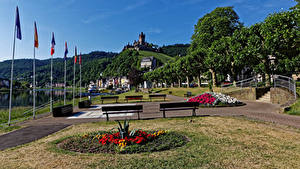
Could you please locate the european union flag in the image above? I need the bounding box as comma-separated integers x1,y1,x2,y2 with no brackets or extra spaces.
15,6,21,40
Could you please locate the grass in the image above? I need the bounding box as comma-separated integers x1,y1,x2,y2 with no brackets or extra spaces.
91,90,170,104
285,87,300,116
1,117,300,168
0,97,85,131
138,51,174,64
150,87,220,97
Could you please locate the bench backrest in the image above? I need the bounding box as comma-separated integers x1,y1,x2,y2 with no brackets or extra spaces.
160,102,199,109
101,96,119,99
149,94,166,97
125,95,143,99
102,105,143,112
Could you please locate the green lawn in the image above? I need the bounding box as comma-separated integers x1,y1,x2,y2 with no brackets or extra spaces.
138,51,174,64
1,117,300,168
285,87,300,116
150,87,220,97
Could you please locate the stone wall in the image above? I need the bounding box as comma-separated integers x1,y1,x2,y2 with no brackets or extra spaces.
270,87,295,105
225,88,256,101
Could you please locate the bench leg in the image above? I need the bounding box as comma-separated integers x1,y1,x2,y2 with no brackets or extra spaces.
164,97,166,101
163,110,166,118
106,113,109,121
137,112,140,120
192,108,196,116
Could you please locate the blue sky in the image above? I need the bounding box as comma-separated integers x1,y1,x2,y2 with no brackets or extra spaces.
0,0,297,61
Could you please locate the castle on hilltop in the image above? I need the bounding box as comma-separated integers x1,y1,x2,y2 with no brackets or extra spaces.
123,32,158,52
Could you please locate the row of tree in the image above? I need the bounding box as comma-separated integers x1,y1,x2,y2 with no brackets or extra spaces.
145,4,299,87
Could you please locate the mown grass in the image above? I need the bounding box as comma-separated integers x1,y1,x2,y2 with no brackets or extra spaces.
150,87,219,97
0,97,84,132
285,87,300,116
138,51,174,64
91,90,170,105
1,117,299,168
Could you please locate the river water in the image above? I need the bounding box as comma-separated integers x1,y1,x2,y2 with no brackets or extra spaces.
0,89,76,109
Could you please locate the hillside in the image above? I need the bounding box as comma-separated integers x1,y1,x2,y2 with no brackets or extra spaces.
159,44,190,57
138,51,174,64
0,51,117,87
103,50,174,78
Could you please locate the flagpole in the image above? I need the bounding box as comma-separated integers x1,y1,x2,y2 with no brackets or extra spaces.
80,55,82,102
64,57,66,105
33,42,36,119
73,47,76,107
50,46,53,113
8,20,17,126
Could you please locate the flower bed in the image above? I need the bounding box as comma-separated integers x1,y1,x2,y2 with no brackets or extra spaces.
57,120,187,154
187,92,243,106
57,130,187,154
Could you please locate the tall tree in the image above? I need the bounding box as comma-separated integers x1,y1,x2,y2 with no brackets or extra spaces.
190,7,242,86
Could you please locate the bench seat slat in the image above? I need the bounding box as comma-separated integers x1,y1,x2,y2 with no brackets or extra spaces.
160,107,198,111
103,110,142,114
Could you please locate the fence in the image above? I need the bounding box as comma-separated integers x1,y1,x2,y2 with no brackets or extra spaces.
221,76,257,92
273,75,297,99
0,98,60,127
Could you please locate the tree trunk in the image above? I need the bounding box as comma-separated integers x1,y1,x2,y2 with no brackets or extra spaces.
178,79,181,88
197,74,201,87
266,73,271,87
230,62,237,84
171,82,174,88
186,76,190,88
209,69,217,87
165,80,167,88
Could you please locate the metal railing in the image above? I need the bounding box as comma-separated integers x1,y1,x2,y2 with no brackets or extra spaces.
221,76,257,92
273,75,297,99
0,98,61,127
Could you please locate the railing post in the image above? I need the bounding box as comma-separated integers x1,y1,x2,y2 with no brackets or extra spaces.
294,82,297,100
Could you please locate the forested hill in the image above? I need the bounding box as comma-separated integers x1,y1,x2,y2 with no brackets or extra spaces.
160,44,190,57
0,51,117,87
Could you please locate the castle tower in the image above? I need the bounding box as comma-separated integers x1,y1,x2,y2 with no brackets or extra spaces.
138,32,145,45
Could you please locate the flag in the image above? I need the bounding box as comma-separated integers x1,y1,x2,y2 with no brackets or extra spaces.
79,53,82,65
34,22,38,48
51,32,55,56
74,46,77,64
64,42,68,60
15,6,22,40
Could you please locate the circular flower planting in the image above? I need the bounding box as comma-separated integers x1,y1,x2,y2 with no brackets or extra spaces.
57,121,187,154
187,92,244,107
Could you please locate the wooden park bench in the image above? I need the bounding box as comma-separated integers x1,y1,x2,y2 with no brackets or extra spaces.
102,105,143,121
53,104,73,117
78,100,92,108
159,102,199,118
125,95,143,103
149,94,167,101
184,91,192,97
100,96,119,104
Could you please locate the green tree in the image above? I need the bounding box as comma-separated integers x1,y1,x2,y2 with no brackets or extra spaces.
190,7,242,86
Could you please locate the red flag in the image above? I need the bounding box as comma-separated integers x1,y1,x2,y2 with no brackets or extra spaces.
74,46,77,64
34,22,38,48
79,53,82,65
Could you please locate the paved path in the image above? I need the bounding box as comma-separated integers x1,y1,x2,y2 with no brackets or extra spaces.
1,95,300,151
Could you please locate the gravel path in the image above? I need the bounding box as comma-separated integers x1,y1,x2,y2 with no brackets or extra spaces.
1,95,300,150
